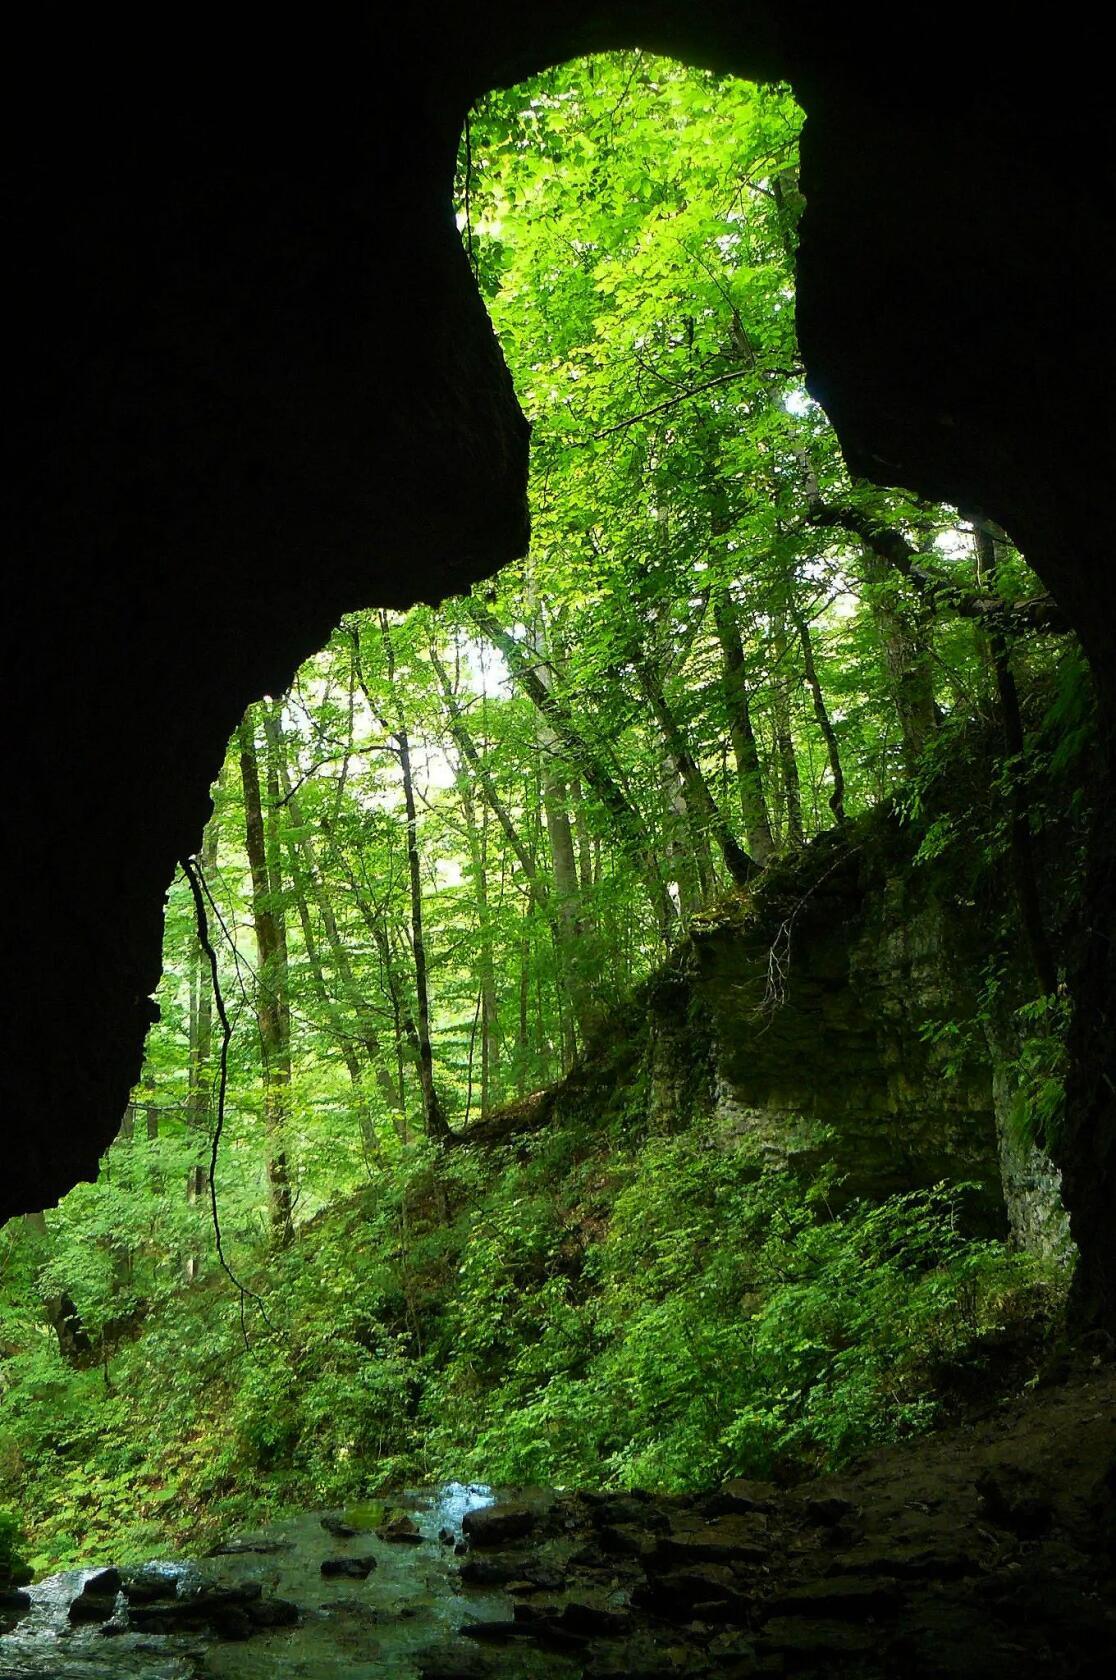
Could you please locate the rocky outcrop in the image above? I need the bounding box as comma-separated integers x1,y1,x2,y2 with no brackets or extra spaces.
490,806,1074,1251
436,1362,1116,1677
668,822,1007,1228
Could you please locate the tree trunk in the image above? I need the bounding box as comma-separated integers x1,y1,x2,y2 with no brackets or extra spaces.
712,585,775,864
791,603,846,825
378,614,454,1145
468,599,677,939
264,705,401,1127
771,615,805,846
570,777,595,893
860,547,939,769
634,644,756,888
457,769,501,1111
539,736,592,1060
324,828,417,1134
237,708,293,1246
184,800,220,1279
660,752,704,919
429,642,547,907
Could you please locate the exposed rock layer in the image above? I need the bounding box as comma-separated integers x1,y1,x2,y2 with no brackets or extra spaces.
478,810,1071,1250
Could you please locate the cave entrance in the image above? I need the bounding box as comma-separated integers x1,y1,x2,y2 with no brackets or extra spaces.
0,51,1086,1589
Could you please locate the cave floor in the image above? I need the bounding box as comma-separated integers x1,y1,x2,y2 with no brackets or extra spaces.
2,1360,1114,1678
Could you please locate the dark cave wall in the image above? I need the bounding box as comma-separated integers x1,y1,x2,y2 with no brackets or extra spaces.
5,6,1115,1320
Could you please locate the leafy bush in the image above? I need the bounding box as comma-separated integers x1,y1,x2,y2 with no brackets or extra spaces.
0,1508,32,1588
0,1106,1063,1573
420,1126,1060,1492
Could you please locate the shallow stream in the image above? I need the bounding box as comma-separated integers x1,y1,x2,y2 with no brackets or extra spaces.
0,1484,578,1679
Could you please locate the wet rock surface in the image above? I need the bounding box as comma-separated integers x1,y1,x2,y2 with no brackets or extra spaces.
4,1365,1115,1676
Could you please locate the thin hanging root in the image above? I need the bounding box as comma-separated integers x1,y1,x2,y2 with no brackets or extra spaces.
180,853,276,1344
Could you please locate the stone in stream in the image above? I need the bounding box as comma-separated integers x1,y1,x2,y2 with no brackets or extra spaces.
68,1568,123,1623
0,1587,32,1624
759,1616,877,1660
209,1536,294,1554
121,1567,179,1603
459,1617,523,1641
418,1642,495,1679
460,1502,537,1548
68,1592,119,1624
127,1578,298,1638
321,1512,358,1539
321,1553,377,1579
322,1596,379,1618
559,1599,632,1637
504,1570,566,1594
581,1633,713,1679
377,1512,424,1544
246,1594,300,1627
458,1554,564,1591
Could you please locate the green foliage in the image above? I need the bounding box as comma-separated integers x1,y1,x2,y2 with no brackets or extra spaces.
1,1086,1064,1575
420,1127,1058,1493
1008,995,1072,1152
0,49,1080,1577
0,1509,32,1589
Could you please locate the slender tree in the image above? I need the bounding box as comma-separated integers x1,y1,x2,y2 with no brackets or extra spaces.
237,709,293,1246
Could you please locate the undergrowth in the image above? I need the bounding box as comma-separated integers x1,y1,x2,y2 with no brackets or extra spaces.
0,1107,1063,1575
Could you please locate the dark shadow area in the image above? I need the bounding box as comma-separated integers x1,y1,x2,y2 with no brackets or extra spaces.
3,9,1116,1674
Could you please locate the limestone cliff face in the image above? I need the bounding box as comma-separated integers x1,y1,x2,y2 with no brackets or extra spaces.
572,812,1071,1256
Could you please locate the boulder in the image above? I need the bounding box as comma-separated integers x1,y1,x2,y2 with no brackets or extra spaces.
650,1514,768,1568
377,1513,424,1545
247,1595,300,1627
321,1555,377,1580
596,1522,653,1559
759,1616,876,1659
68,1571,122,1624
209,1537,292,1554
459,1616,523,1641
703,1478,776,1518
122,1568,178,1604
803,1496,858,1528
461,1503,537,1548
128,1580,273,1634
559,1599,632,1637
588,1495,666,1531
634,1564,750,1624
976,1466,1053,1538
827,1543,985,1581
0,1588,32,1623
